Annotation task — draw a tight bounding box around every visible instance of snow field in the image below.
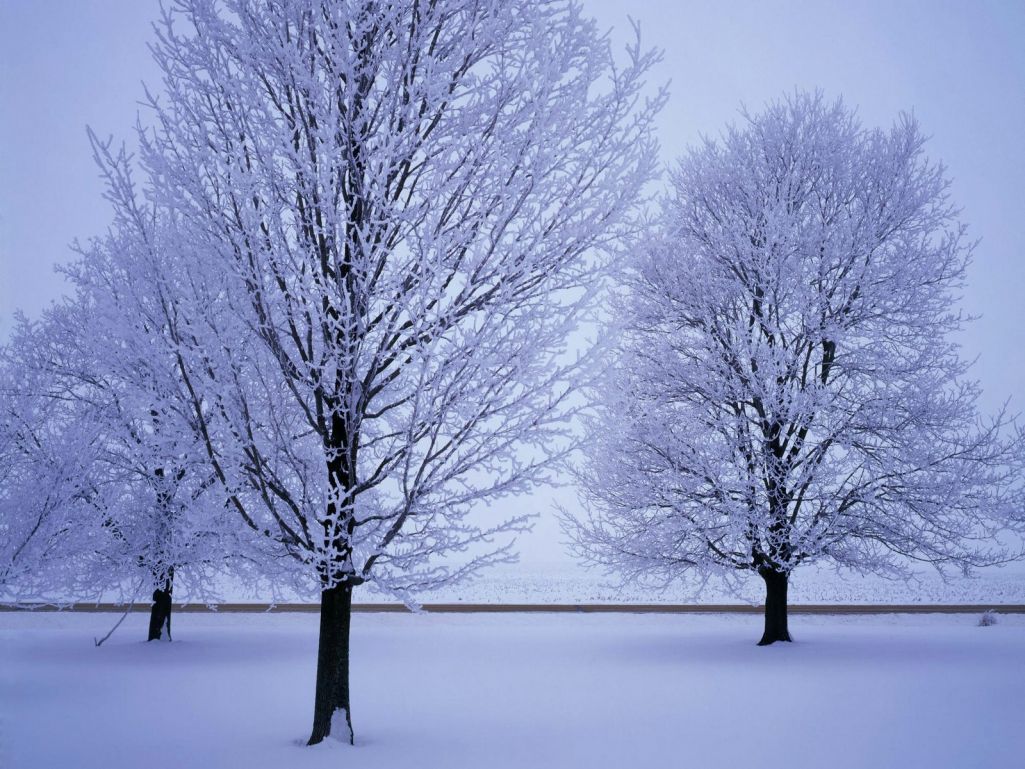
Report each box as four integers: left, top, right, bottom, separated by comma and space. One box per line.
1, 611, 1023, 769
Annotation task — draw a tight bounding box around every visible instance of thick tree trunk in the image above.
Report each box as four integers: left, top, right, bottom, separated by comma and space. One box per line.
147, 572, 173, 642
757, 567, 792, 645
307, 582, 355, 746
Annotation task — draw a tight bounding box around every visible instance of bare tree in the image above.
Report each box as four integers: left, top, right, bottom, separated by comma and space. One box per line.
101, 0, 662, 743
566, 92, 1025, 645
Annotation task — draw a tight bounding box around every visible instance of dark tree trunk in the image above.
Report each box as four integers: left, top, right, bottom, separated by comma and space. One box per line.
307, 582, 355, 746
147, 571, 174, 642
757, 567, 792, 645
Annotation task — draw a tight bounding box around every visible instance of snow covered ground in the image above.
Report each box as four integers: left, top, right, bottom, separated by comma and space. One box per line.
2, 611, 1023, 769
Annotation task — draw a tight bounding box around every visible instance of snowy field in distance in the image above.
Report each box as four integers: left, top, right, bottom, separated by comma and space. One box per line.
1, 611, 1023, 769
138, 559, 1025, 607
14, 560, 1025, 610
397, 560, 1025, 605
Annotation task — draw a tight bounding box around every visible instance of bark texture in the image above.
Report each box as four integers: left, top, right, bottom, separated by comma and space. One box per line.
307, 582, 355, 745
147, 573, 173, 642
757, 567, 792, 645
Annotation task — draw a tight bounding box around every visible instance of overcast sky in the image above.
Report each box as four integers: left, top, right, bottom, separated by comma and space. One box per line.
2, 0, 1023, 566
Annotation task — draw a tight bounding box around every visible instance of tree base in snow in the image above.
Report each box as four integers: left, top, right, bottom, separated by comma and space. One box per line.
307, 583, 355, 746
147, 588, 173, 642
757, 568, 792, 645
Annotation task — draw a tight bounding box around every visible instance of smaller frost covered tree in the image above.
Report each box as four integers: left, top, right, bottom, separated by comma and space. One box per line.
0, 293, 244, 638
0, 143, 261, 636
566, 93, 1025, 645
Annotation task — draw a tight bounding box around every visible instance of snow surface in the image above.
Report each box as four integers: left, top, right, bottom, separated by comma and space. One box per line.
1, 611, 1023, 769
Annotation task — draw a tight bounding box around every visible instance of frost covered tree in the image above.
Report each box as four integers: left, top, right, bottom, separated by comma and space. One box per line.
108, 0, 662, 743
0, 290, 238, 640
0, 142, 258, 637
566, 92, 1025, 645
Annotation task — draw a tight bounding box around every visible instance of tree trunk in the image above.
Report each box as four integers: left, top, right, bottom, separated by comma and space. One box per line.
307, 582, 355, 746
147, 572, 173, 642
757, 567, 792, 645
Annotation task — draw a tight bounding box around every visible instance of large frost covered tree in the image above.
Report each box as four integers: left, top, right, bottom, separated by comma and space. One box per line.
109, 0, 662, 743
567, 93, 1025, 645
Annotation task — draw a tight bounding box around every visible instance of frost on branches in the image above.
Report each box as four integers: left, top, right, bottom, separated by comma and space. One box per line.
0, 164, 260, 637
0, 356, 102, 602
566, 92, 1025, 645
100, 0, 663, 744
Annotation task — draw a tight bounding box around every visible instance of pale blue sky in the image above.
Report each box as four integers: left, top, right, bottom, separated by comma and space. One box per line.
2, 0, 1024, 565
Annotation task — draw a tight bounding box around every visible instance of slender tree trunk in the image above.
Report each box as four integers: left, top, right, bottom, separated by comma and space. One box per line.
147, 570, 174, 642
757, 567, 791, 645
307, 582, 355, 746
